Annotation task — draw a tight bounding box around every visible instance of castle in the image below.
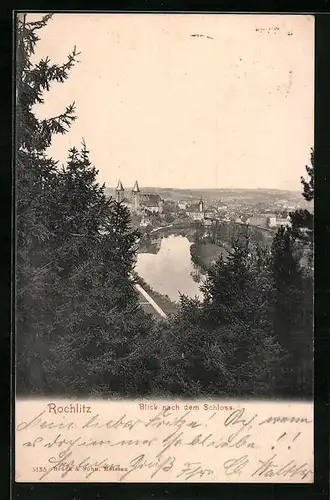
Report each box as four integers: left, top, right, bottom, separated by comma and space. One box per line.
115, 179, 164, 214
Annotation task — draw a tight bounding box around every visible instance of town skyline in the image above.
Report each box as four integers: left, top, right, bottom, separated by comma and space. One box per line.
29, 13, 314, 190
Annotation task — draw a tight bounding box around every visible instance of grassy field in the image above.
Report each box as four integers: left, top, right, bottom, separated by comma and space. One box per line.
195, 243, 230, 267
133, 273, 179, 316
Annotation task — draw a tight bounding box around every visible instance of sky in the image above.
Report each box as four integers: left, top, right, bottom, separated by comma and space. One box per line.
27, 13, 314, 190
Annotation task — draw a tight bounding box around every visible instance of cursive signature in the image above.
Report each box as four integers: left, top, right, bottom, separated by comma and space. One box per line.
251, 454, 313, 479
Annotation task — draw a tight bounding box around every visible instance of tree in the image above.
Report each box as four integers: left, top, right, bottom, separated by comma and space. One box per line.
150, 239, 282, 398
271, 227, 303, 346
290, 209, 313, 233
193, 221, 204, 243
270, 226, 312, 397
165, 213, 175, 224
273, 148, 314, 396
16, 14, 149, 397
175, 237, 281, 397
201, 238, 256, 325
301, 148, 314, 202
16, 13, 80, 393
290, 149, 314, 243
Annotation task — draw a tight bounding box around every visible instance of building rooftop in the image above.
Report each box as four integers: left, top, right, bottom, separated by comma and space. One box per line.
132, 180, 140, 193
116, 179, 124, 191
144, 199, 161, 207
122, 193, 162, 206
186, 205, 202, 213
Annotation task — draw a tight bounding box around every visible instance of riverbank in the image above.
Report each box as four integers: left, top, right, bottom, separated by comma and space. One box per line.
190, 242, 229, 271
132, 272, 179, 315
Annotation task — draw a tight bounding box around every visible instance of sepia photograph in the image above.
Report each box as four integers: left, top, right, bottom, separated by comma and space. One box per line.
15, 12, 314, 402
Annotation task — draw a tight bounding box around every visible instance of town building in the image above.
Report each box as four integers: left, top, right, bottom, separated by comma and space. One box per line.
204, 210, 216, 219
115, 179, 164, 214
140, 217, 150, 228
275, 216, 292, 228
186, 199, 205, 221
248, 213, 292, 229
178, 201, 188, 210
268, 216, 277, 228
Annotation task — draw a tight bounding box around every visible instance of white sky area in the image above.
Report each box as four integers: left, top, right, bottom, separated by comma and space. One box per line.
28, 13, 314, 190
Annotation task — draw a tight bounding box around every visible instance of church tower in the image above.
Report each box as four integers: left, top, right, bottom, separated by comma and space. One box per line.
116, 179, 124, 203
132, 180, 140, 213
199, 198, 204, 213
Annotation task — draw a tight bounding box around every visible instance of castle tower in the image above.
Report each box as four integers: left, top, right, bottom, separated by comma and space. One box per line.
132, 180, 140, 213
115, 179, 124, 203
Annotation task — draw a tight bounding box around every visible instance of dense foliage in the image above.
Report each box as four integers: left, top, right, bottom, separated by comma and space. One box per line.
16, 14, 313, 399
16, 14, 150, 396
150, 228, 312, 398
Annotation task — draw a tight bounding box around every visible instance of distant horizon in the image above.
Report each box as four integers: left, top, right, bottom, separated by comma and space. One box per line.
105, 184, 302, 193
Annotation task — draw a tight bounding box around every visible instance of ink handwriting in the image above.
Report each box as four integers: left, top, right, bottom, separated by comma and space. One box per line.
16, 404, 313, 482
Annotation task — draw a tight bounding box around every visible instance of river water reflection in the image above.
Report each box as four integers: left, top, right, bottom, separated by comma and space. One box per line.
135, 234, 203, 302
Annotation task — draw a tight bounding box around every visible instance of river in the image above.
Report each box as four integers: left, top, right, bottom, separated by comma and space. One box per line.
135, 234, 203, 302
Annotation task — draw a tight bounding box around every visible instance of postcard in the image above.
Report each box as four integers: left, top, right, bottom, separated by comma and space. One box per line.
14, 12, 314, 483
